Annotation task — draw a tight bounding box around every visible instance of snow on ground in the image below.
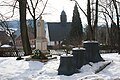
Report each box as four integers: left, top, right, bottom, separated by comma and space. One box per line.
0, 51, 120, 80
0, 57, 44, 80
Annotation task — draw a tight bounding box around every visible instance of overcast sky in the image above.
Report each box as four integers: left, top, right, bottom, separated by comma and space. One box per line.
0, 0, 87, 24
42, 0, 87, 23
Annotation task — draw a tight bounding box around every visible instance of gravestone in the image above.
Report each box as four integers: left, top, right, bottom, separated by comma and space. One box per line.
72, 48, 86, 69
83, 41, 104, 63
36, 18, 48, 51
58, 55, 79, 76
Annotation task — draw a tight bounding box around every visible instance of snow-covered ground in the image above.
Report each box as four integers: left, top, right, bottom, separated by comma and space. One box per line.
0, 51, 120, 80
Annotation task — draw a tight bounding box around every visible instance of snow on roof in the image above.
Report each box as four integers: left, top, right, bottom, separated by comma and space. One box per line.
1, 44, 11, 47
61, 54, 73, 57
83, 41, 98, 43
72, 47, 86, 50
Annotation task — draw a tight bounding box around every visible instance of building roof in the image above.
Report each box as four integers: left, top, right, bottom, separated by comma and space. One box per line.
0, 31, 10, 44
47, 22, 71, 41
47, 10, 72, 42
14, 26, 34, 40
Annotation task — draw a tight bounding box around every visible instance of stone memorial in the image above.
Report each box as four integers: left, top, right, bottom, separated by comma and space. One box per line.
36, 18, 48, 51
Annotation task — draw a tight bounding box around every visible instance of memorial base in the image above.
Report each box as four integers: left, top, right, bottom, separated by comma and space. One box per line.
58, 55, 79, 76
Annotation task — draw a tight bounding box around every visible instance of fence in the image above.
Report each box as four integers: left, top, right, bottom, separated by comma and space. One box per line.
0, 47, 24, 57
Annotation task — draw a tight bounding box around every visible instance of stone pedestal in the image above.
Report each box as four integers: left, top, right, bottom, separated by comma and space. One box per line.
83, 41, 104, 63
72, 48, 86, 69
36, 19, 48, 51
36, 38, 47, 51
58, 55, 79, 76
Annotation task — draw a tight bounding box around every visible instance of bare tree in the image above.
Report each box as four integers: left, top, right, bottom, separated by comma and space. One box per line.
112, 0, 120, 53
86, 0, 92, 40
102, 12, 110, 45
93, 0, 99, 40
98, 0, 115, 47
27, 0, 48, 38
0, 0, 49, 39
0, 0, 49, 54
0, 0, 19, 20
93, 0, 120, 53
0, 0, 32, 55
17, 0, 32, 55
0, 13, 17, 52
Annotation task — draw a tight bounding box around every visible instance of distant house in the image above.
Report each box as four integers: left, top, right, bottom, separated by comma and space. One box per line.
47, 10, 72, 46
0, 31, 11, 46
14, 26, 35, 48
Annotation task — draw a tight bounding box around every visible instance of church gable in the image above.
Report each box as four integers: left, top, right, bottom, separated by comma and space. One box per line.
48, 23, 71, 41
47, 10, 71, 42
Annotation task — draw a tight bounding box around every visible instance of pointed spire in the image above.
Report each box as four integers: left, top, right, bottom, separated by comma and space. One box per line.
60, 10, 67, 24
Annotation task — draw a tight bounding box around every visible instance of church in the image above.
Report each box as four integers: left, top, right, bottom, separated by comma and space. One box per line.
47, 10, 72, 47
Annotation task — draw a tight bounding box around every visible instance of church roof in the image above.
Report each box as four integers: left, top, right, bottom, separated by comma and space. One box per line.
47, 22, 71, 41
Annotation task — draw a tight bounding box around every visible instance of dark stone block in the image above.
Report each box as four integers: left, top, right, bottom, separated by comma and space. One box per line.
83, 41, 104, 63
58, 55, 79, 76
72, 48, 86, 69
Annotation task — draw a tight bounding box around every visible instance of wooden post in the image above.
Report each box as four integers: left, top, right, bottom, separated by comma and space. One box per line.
58, 55, 79, 76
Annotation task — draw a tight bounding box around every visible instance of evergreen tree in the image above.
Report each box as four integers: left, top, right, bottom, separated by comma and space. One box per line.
65, 4, 83, 47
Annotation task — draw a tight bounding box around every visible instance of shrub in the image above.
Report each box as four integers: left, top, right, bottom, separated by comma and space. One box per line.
31, 49, 42, 59
31, 49, 48, 60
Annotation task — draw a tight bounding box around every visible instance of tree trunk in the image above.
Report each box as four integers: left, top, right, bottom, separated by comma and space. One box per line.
103, 13, 110, 45
18, 0, 32, 55
87, 0, 93, 40
112, 0, 120, 53
33, 10, 37, 39
34, 19, 37, 39
93, 0, 98, 40
33, 16, 36, 48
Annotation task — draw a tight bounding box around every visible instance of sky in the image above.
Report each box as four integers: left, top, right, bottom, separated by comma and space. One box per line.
0, 0, 87, 24
42, 0, 87, 22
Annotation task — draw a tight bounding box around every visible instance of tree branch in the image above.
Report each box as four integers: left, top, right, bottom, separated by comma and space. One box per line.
27, 2, 34, 18
36, 0, 48, 20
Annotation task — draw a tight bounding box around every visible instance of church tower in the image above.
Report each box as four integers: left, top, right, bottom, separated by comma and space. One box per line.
60, 10, 67, 25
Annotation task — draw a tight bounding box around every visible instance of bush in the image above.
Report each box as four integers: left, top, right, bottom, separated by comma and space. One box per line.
31, 49, 48, 60
31, 49, 42, 59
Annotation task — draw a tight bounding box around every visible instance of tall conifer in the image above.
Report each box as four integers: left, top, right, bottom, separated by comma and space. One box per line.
67, 4, 83, 47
